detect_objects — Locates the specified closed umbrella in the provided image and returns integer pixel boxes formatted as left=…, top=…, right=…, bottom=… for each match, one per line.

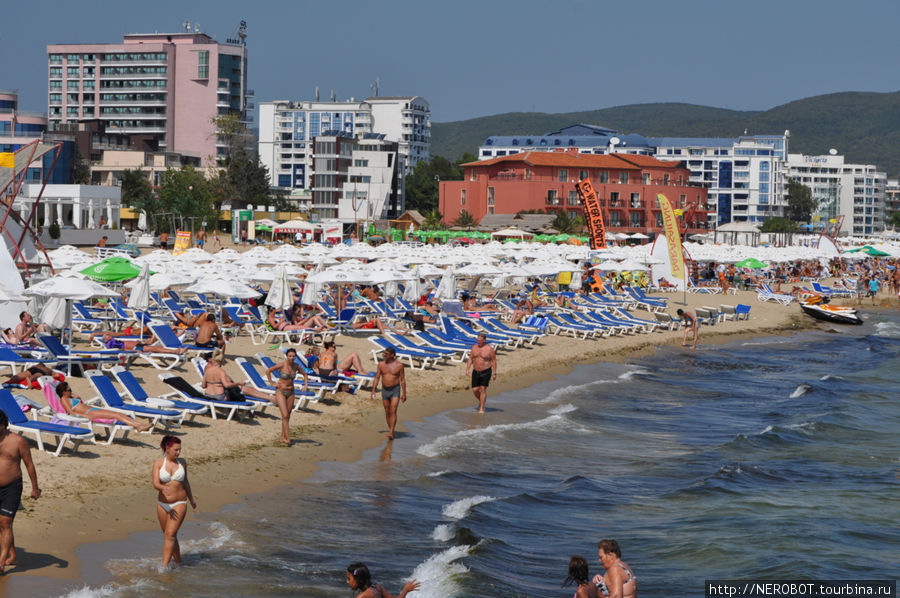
left=434, top=266, right=457, bottom=302
left=126, top=264, right=152, bottom=311
left=265, top=265, right=295, bottom=311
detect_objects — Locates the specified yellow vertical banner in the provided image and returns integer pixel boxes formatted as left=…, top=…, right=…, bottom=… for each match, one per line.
left=0, top=153, right=15, bottom=168
left=575, top=178, right=607, bottom=249
left=173, top=230, right=192, bottom=256
left=656, top=193, right=685, bottom=281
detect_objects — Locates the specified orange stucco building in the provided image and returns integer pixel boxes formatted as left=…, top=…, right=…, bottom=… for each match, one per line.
left=439, top=152, right=709, bottom=234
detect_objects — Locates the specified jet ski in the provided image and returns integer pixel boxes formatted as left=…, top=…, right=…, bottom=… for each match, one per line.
left=800, top=296, right=863, bottom=325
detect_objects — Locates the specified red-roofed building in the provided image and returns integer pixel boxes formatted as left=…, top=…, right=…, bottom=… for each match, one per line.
left=439, top=152, right=709, bottom=235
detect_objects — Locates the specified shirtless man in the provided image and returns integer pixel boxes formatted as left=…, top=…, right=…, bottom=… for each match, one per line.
left=676, top=308, right=699, bottom=350
left=14, top=312, right=47, bottom=347
left=0, top=411, right=40, bottom=572
left=195, top=314, right=225, bottom=349
left=466, top=333, right=497, bottom=413
left=370, top=347, right=406, bottom=439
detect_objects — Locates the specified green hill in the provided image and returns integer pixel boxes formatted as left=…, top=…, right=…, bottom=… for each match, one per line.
left=431, top=92, right=900, bottom=176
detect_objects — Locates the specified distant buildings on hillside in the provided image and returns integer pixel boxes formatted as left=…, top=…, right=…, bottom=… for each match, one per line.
left=472, top=124, right=885, bottom=236
left=258, top=96, right=430, bottom=221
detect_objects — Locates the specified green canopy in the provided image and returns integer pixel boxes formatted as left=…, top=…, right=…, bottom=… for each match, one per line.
left=535, top=234, right=553, bottom=242
left=472, top=231, right=490, bottom=239
left=735, top=257, right=768, bottom=269
left=256, top=225, right=273, bottom=232
left=844, top=245, right=890, bottom=256
left=79, top=256, right=147, bottom=282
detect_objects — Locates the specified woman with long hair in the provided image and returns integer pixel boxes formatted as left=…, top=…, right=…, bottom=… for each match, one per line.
left=151, top=435, right=196, bottom=569
left=563, top=555, right=600, bottom=598
left=57, top=382, right=152, bottom=432
left=345, top=562, right=419, bottom=597
left=265, top=347, right=308, bottom=446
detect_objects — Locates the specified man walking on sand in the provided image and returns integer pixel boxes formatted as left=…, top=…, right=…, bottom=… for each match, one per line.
left=466, top=333, right=497, bottom=413
left=0, top=411, right=40, bottom=573
left=371, top=347, right=407, bottom=439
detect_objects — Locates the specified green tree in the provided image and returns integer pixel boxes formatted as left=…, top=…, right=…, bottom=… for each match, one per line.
left=423, top=208, right=444, bottom=229
left=405, top=155, right=466, bottom=212
left=120, top=169, right=156, bottom=215
left=217, top=145, right=278, bottom=210
left=156, top=166, right=217, bottom=229
left=759, top=216, right=799, bottom=233
left=551, top=210, right=577, bottom=234
left=452, top=209, right=476, bottom=228
left=784, top=179, right=817, bottom=223
left=890, top=211, right=900, bottom=229
left=71, top=148, right=90, bottom=184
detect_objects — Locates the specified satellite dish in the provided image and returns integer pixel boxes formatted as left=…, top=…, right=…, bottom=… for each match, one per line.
left=609, top=137, right=621, bottom=146
left=828, top=148, right=837, bottom=155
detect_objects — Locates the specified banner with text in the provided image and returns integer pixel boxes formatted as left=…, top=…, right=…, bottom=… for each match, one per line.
left=575, top=179, right=607, bottom=249
left=656, top=193, right=686, bottom=281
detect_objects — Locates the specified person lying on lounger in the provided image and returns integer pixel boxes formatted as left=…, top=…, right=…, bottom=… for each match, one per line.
left=56, top=382, right=152, bottom=432
left=267, top=309, right=329, bottom=333
left=5, top=363, right=61, bottom=388
left=349, top=316, right=409, bottom=335
left=98, top=332, right=188, bottom=355
left=173, top=311, right=208, bottom=329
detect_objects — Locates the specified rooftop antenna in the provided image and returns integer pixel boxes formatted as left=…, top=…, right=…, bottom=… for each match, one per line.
left=315, top=86, right=319, bottom=101
left=331, top=89, right=336, bottom=102
left=829, top=148, right=838, bottom=155
left=194, top=23, right=200, bottom=33
left=183, top=21, right=191, bottom=32
left=608, top=136, right=620, bottom=154
left=375, top=77, right=380, bottom=97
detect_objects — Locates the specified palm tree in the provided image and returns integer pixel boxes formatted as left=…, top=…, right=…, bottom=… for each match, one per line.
left=423, top=208, right=444, bottom=230
left=452, top=209, right=476, bottom=229
left=552, top=210, right=576, bottom=234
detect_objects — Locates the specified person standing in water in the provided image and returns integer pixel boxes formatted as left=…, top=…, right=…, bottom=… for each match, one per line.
left=345, top=562, right=419, bottom=597
left=676, top=308, right=699, bottom=350
left=151, top=435, right=196, bottom=570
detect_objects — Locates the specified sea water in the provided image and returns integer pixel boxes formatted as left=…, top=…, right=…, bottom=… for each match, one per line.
left=42, top=313, right=900, bottom=597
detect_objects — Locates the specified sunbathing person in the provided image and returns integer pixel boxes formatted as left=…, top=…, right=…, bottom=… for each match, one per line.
left=510, top=297, right=534, bottom=325
left=319, top=341, right=367, bottom=376
left=266, top=309, right=328, bottom=333
left=98, top=332, right=188, bottom=355
left=1, top=328, right=17, bottom=345
left=200, top=351, right=270, bottom=401
left=56, top=382, right=153, bottom=432
left=5, top=364, right=60, bottom=388
left=350, top=316, right=409, bottom=335
left=173, top=311, right=208, bottom=329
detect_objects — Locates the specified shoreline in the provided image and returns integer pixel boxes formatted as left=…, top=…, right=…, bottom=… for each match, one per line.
left=2, top=288, right=890, bottom=596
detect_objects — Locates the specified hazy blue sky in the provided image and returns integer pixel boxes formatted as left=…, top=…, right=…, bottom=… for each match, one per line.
left=3, top=0, right=898, bottom=123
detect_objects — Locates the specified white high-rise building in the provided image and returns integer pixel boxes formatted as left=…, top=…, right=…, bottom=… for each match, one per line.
left=785, top=154, right=886, bottom=236
left=258, top=95, right=429, bottom=211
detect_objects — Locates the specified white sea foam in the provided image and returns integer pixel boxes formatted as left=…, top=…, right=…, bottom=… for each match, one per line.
left=416, top=414, right=575, bottom=458
left=442, top=495, right=497, bottom=520
left=180, top=521, right=246, bottom=553
left=432, top=523, right=455, bottom=542
left=789, top=383, right=813, bottom=398
left=740, top=339, right=794, bottom=346
left=533, top=369, right=644, bottom=404
left=548, top=403, right=577, bottom=415
left=55, top=585, right=122, bottom=598
left=820, top=374, right=843, bottom=381
left=759, top=425, right=774, bottom=435
left=619, top=368, right=649, bottom=380
left=426, top=470, right=451, bottom=478
left=873, top=321, right=900, bottom=338
left=408, top=544, right=473, bottom=598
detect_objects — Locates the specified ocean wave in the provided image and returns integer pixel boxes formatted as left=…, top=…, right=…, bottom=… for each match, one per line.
left=548, top=403, right=577, bottom=415
left=56, top=585, right=123, bottom=598
left=820, top=374, right=843, bottom=381
left=873, top=321, right=900, bottom=338
left=432, top=523, right=455, bottom=542
left=442, top=495, right=498, bottom=520
left=409, top=544, right=473, bottom=598
left=416, top=414, right=577, bottom=458
left=740, top=338, right=795, bottom=346
left=532, top=379, right=618, bottom=404
left=789, top=383, right=813, bottom=398
left=426, top=470, right=452, bottom=478
left=619, top=368, right=650, bottom=380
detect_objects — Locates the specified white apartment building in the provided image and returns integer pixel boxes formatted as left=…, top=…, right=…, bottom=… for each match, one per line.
left=258, top=95, right=429, bottom=208
left=785, top=154, right=886, bottom=236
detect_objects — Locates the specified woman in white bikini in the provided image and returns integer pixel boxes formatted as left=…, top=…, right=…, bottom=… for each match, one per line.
left=151, top=435, right=196, bottom=569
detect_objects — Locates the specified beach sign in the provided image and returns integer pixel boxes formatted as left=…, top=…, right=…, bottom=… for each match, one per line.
left=173, top=230, right=192, bottom=256
left=656, top=193, right=686, bottom=284
left=575, top=178, right=607, bottom=249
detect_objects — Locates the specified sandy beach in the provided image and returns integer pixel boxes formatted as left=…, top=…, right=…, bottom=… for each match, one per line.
left=0, top=263, right=892, bottom=594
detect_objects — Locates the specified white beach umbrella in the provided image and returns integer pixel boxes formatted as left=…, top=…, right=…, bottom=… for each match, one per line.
left=265, top=265, right=295, bottom=311
left=126, top=264, right=151, bottom=311
left=183, top=278, right=261, bottom=300
left=24, top=277, right=119, bottom=301
left=38, top=297, right=68, bottom=329
left=614, top=258, right=650, bottom=271
left=300, top=261, right=326, bottom=306
left=305, top=267, right=372, bottom=284
left=434, top=266, right=457, bottom=301
left=402, top=266, right=423, bottom=303
left=137, top=210, right=148, bottom=231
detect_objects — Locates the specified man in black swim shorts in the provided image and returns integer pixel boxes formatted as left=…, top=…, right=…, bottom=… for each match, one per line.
left=0, top=410, right=40, bottom=572
left=466, top=333, right=497, bottom=413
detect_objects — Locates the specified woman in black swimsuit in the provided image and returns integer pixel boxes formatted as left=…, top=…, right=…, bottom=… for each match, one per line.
left=265, top=348, right=308, bottom=446
left=345, top=562, right=420, bottom=598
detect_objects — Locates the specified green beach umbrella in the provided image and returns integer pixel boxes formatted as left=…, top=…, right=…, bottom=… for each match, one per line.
left=79, top=256, right=146, bottom=282
left=735, top=257, right=768, bottom=269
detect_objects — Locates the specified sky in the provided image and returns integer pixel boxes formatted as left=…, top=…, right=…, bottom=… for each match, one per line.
left=2, top=0, right=899, bottom=124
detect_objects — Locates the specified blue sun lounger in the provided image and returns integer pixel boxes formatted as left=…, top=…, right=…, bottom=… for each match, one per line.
left=85, top=371, right=183, bottom=430
left=0, top=388, right=94, bottom=457
left=110, top=366, right=207, bottom=419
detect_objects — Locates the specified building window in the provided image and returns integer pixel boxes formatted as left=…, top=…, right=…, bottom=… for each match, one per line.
left=642, top=173, right=650, bottom=184
left=49, top=67, right=62, bottom=78
left=460, top=189, right=466, bottom=205
left=631, top=193, right=641, bottom=208
left=619, top=171, right=629, bottom=184
left=568, top=190, right=579, bottom=206
left=609, top=191, right=620, bottom=206
left=547, top=190, right=558, bottom=205
left=663, top=173, right=670, bottom=185
left=579, top=169, right=589, bottom=181
left=598, top=171, right=608, bottom=183
left=679, top=194, right=686, bottom=208
left=488, top=187, right=495, bottom=205
left=67, top=81, right=80, bottom=90
left=558, top=169, right=568, bottom=182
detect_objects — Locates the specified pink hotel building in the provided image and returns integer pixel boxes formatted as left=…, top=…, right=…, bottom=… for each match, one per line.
left=47, top=30, right=250, bottom=166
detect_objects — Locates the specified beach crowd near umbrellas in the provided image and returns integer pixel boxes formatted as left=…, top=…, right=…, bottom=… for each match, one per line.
left=15, top=237, right=900, bottom=319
